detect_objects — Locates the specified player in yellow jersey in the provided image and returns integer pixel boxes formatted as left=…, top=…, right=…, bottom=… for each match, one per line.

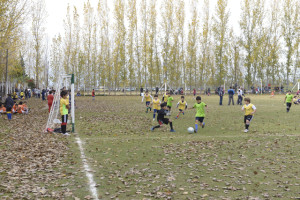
left=176, top=96, right=187, bottom=119
left=150, top=94, right=161, bottom=121
left=242, top=97, right=256, bottom=133
left=162, top=91, right=169, bottom=103
left=142, top=90, right=153, bottom=113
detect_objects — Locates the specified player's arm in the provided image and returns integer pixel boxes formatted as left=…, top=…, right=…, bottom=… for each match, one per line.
left=251, top=105, right=256, bottom=115
left=283, top=96, right=286, bottom=103
left=205, top=105, right=208, bottom=113
left=141, top=95, right=144, bottom=102
left=185, top=102, right=188, bottom=110
left=176, top=102, right=179, bottom=108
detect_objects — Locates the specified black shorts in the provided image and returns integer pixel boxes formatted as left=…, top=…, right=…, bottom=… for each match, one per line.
left=158, top=118, right=169, bottom=125
left=146, top=101, right=150, bottom=106
left=179, top=109, right=183, bottom=112
left=167, top=106, right=171, bottom=109
left=62, top=115, right=68, bottom=125
left=244, top=115, right=253, bottom=123
left=195, top=117, right=204, bottom=123
left=286, top=103, right=292, bottom=108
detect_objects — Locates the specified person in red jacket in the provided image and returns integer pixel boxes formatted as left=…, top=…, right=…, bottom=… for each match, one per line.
left=47, top=91, right=54, bottom=112
left=92, top=89, right=95, bottom=100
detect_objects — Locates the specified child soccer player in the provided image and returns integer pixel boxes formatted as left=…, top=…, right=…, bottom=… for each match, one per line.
left=47, top=90, right=54, bottom=112
left=242, top=97, right=256, bottom=133
left=151, top=103, right=175, bottom=132
left=60, top=90, right=70, bottom=135
left=162, top=91, right=169, bottom=103
left=150, top=94, right=161, bottom=121
left=142, top=90, right=153, bottom=113
left=284, top=90, right=293, bottom=113
left=176, top=96, right=187, bottom=119
left=92, top=89, right=95, bottom=100
left=190, top=96, right=208, bottom=133
left=12, top=102, right=18, bottom=114
left=270, top=90, right=275, bottom=98
left=166, top=93, right=174, bottom=114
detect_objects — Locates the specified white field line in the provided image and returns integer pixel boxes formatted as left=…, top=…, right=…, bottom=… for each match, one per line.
left=75, top=136, right=99, bottom=200
left=82, top=134, right=300, bottom=141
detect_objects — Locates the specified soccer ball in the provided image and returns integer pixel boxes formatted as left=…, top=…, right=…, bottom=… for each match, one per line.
left=187, top=127, right=194, bottom=134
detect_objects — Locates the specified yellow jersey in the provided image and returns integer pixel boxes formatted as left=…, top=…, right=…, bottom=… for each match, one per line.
left=142, top=94, right=153, bottom=102
left=163, top=94, right=169, bottom=102
left=60, top=98, right=69, bottom=115
left=242, top=103, right=256, bottom=116
left=152, top=99, right=161, bottom=110
left=177, top=100, right=187, bottom=110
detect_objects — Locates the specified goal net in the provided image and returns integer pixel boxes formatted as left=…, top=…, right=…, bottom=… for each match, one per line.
left=45, top=74, right=75, bottom=133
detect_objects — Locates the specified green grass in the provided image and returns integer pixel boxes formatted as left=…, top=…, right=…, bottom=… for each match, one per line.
left=74, top=95, right=300, bottom=199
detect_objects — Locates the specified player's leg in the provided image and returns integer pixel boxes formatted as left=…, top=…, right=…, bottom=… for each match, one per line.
left=153, top=109, right=157, bottom=120
left=286, top=103, right=291, bottom=112
left=151, top=120, right=162, bottom=131
left=195, top=118, right=199, bottom=133
left=199, top=117, right=205, bottom=128
left=168, top=119, right=175, bottom=132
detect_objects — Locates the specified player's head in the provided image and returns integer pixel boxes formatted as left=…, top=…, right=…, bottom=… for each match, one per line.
left=160, top=102, right=167, bottom=109
left=230, top=86, right=232, bottom=89
left=61, top=90, right=68, bottom=99
left=7, top=93, right=11, bottom=97
left=196, top=96, right=201, bottom=103
left=288, top=90, right=291, bottom=94
left=154, top=94, right=158, bottom=98
left=49, top=91, right=52, bottom=94
left=244, top=97, right=250, bottom=104
left=19, top=101, right=23, bottom=105
left=181, top=96, right=184, bottom=100
left=145, top=90, right=148, bottom=94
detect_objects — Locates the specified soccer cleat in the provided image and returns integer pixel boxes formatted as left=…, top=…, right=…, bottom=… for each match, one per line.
left=151, top=127, right=154, bottom=131
left=182, top=112, right=184, bottom=115
left=153, top=118, right=155, bottom=121
left=194, top=130, right=197, bottom=133
left=244, top=129, right=248, bottom=133
left=202, top=122, right=205, bottom=128
left=175, top=116, right=178, bottom=119
left=170, top=129, right=176, bottom=132
left=63, top=133, right=70, bottom=136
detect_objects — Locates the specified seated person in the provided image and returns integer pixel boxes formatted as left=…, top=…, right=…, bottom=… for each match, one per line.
left=0, top=103, right=6, bottom=114
left=12, top=102, right=18, bottom=114
left=17, top=101, right=28, bottom=114
left=293, top=96, right=300, bottom=105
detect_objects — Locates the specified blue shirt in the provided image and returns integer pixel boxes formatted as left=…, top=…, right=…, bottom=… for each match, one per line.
left=228, top=89, right=235, bottom=95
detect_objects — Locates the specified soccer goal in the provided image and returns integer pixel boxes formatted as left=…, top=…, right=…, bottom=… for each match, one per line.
left=291, top=81, right=300, bottom=92
left=45, top=74, right=75, bottom=133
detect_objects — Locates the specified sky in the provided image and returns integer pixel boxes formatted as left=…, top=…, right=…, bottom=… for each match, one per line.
left=45, top=0, right=242, bottom=40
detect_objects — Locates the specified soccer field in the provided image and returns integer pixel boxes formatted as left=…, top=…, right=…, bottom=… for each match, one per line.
left=72, top=94, right=300, bottom=199
left=1, top=94, right=300, bottom=199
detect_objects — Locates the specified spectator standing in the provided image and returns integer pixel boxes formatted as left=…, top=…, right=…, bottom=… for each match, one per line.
left=193, top=89, right=196, bottom=97
left=228, top=87, right=235, bottom=105
left=140, top=87, right=144, bottom=96
left=47, top=91, right=54, bottom=112
left=237, top=87, right=244, bottom=105
left=4, top=94, right=14, bottom=120
left=219, top=87, right=224, bottom=105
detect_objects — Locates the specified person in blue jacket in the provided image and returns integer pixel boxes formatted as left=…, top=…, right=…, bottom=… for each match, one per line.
left=228, top=87, right=235, bottom=105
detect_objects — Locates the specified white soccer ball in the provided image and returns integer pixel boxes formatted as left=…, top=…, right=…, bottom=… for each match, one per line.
left=187, top=127, right=194, bottom=134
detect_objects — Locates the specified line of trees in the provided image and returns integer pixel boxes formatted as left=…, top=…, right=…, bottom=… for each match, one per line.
left=0, top=0, right=299, bottom=92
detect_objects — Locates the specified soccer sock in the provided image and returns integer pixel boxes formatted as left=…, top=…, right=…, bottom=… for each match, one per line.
left=182, top=112, right=184, bottom=115
left=61, top=125, right=66, bottom=133
left=153, top=113, right=156, bottom=119
left=245, top=124, right=249, bottom=130
left=195, top=124, right=198, bottom=131
left=153, top=125, right=160, bottom=129
left=170, top=122, right=173, bottom=130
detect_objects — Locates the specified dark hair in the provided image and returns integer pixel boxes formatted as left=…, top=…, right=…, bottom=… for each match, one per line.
left=196, top=96, right=201, bottom=100
left=160, top=102, right=167, bottom=108
left=49, top=91, right=52, bottom=94
left=244, top=97, right=251, bottom=103
left=288, top=90, right=291, bottom=92
left=154, top=94, right=158, bottom=97
left=181, top=96, right=184, bottom=99
left=19, top=101, right=23, bottom=105
left=61, top=90, right=67, bottom=97
left=7, top=94, right=11, bottom=97
left=230, top=87, right=232, bottom=89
